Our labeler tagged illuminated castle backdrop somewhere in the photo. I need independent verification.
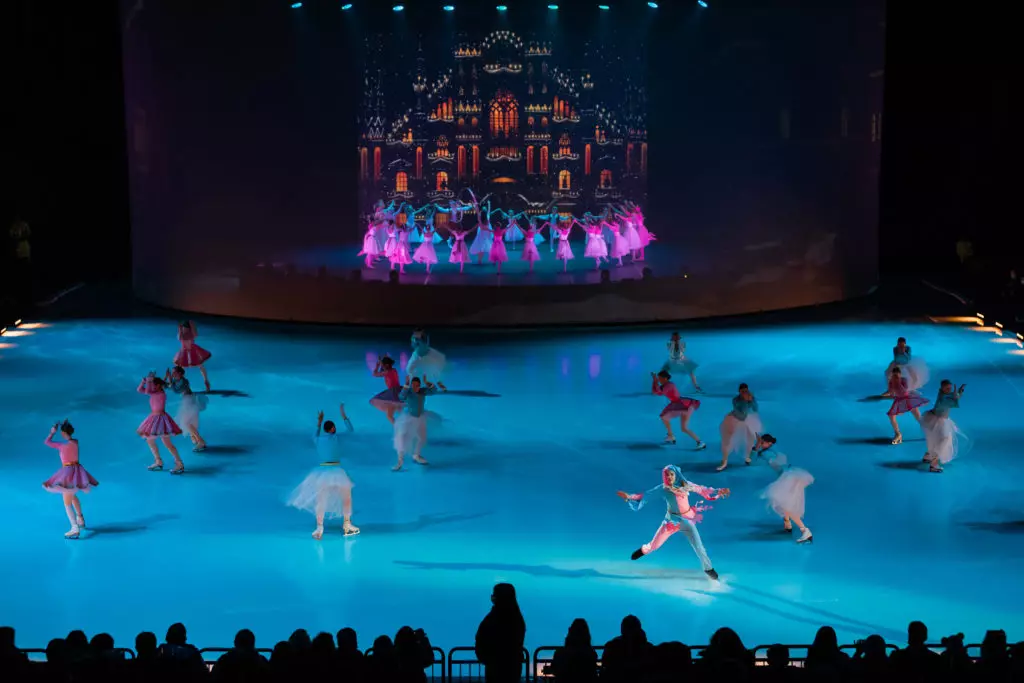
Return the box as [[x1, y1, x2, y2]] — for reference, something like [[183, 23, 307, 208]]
[[358, 29, 647, 220]]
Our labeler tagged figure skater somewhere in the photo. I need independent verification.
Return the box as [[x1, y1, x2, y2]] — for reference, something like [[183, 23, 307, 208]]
[[651, 370, 706, 449], [448, 226, 472, 273], [370, 355, 404, 424], [884, 337, 929, 394], [413, 223, 440, 273], [756, 436, 814, 543], [166, 366, 208, 452], [393, 375, 440, 470], [407, 328, 448, 390], [617, 465, 729, 580], [358, 220, 380, 268], [137, 373, 185, 473], [554, 221, 575, 272], [920, 380, 966, 472], [886, 365, 929, 445], [173, 320, 212, 391], [287, 405, 359, 539], [43, 420, 98, 539], [718, 383, 762, 470], [390, 223, 414, 274], [490, 221, 510, 273], [661, 332, 702, 392], [521, 218, 542, 272], [469, 201, 496, 264], [581, 215, 608, 269]]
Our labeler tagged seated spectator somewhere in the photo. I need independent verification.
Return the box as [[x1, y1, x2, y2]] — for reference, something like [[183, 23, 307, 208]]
[[0, 626, 28, 670], [550, 618, 598, 683], [851, 634, 889, 678], [159, 622, 207, 681], [475, 583, 526, 683], [268, 641, 294, 681], [938, 633, 973, 679], [889, 620, 939, 680], [394, 626, 433, 683], [334, 628, 365, 682], [213, 629, 267, 683], [309, 631, 336, 676], [650, 641, 691, 683], [365, 635, 399, 681], [978, 629, 1010, 680], [134, 631, 162, 680], [805, 625, 850, 680], [697, 627, 754, 680], [600, 615, 655, 683]]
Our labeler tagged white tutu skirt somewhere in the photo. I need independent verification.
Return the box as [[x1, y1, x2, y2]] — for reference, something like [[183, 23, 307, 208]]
[[359, 231, 380, 257], [662, 357, 698, 375], [610, 233, 630, 258], [413, 242, 439, 265], [624, 224, 642, 250], [504, 225, 525, 242], [720, 413, 763, 456], [175, 394, 207, 429], [287, 466, 353, 518], [469, 230, 493, 255], [521, 241, 540, 263], [885, 358, 930, 392], [556, 240, 574, 261], [394, 412, 442, 453], [761, 468, 814, 518], [921, 412, 965, 464], [406, 347, 446, 380], [584, 236, 608, 258]]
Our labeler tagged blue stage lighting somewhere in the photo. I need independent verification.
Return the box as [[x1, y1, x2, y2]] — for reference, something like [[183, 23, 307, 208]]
[[393, 4, 404, 10], [697, 0, 707, 6], [443, 4, 455, 10], [647, 1, 658, 7], [598, 4, 610, 8], [496, 5, 508, 10], [548, 4, 559, 8], [290, 2, 302, 8], [341, 3, 353, 8]]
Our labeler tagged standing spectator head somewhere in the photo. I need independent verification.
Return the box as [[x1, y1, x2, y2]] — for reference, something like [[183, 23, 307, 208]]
[[907, 621, 927, 647], [336, 628, 358, 653], [766, 644, 789, 669], [565, 619, 592, 648], [135, 632, 158, 658], [234, 629, 256, 651], [165, 623, 188, 646]]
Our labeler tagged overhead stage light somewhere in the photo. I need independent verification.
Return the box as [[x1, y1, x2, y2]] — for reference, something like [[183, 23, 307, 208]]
[[697, 0, 707, 6], [290, 2, 302, 8], [443, 4, 455, 10], [393, 4, 404, 10], [598, 4, 610, 8], [496, 4, 508, 10], [647, 1, 658, 7], [548, 4, 559, 8], [341, 3, 353, 8]]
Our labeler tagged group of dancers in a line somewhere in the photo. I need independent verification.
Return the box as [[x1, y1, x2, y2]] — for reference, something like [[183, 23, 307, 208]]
[[358, 193, 654, 274], [41, 327, 966, 580]]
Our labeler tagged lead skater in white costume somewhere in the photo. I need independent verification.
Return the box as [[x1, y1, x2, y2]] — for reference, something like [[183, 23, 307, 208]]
[[287, 405, 360, 540], [755, 435, 814, 543], [921, 380, 967, 473], [407, 328, 448, 391]]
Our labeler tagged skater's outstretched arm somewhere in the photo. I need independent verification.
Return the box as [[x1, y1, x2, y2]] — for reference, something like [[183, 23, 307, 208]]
[[683, 483, 730, 500], [339, 404, 354, 432]]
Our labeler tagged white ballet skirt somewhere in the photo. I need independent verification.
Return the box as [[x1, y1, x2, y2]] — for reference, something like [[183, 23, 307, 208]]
[[584, 233, 608, 258], [885, 358, 930, 392], [504, 224, 525, 242], [359, 229, 380, 257], [469, 227, 493, 255], [761, 467, 814, 518], [413, 240, 438, 265], [393, 411, 443, 453], [287, 465, 353, 518], [175, 393, 207, 430], [610, 230, 630, 258], [920, 412, 965, 464], [720, 413, 763, 456], [406, 347, 447, 380], [623, 221, 642, 250], [556, 235, 574, 261]]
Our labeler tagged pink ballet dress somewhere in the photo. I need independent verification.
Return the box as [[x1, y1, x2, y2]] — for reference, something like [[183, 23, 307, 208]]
[[584, 226, 608, 258], [449, 231, 470, 264], [521, 228, 541, 263], [636, 213, 653, 247], [137, 380, 184, 438], [413, 228, 439, 265], [370, 368, 404, 410], [887, 376, 930, 415], [391, 229, 413, 265], [623, 218, 642, 251], [383, 226, 398, 259], [608, 222, 630, 258], [42, 435, 98, 493], [174, 323, 212, 367], [359, 224, 380, 258], [652, 378, 700, 417], [555, 227, 574, 261], [489, 228, 509, 263]]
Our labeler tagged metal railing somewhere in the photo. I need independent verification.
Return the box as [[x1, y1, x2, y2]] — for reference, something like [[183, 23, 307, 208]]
[[363, 645, 447, 683], [18, 648, 136, 662], [198, 647, 273, 660], [448, 646, 530, 682]]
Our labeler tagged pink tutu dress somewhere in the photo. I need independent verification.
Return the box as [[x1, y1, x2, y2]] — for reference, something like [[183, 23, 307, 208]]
[[137, 379, 183, 438], [635, 212, 653, 248], [584, 226, 609, 258], [413, 227, 439, 265], [886, 375, 929, 415], [449, 230, 471, 264], [42, 434, 98, 493], [555, 227, 574, 261], [622, 217, 642, 251], [391, 229, 413, 266], [173, 322, 212, 367], [489, 227, 509, 263], [608, 222, 630, 258], [358, 224, 380, 259], [383, 225, 398, 259], [760, 455, 813, 519], [652, 377, 700, 417], [370, 367, 404, 411], [521, 227, 541, 263]]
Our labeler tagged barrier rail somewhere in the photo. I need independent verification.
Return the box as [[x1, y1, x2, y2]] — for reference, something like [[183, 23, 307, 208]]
[[363, 645, 447, 682], [448, 646, 530, 682], [17, 648, 136, 662], [198, 647, 273, 660]]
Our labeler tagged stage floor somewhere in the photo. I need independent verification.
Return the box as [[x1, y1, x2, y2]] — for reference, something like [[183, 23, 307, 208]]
[[2, 309, 1023, 654], [268, 237, 687, 285]]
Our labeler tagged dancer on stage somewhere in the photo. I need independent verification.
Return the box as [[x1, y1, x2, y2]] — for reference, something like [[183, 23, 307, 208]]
[[359, 220, 381, 268], [166, 366, 208, 452], [174, 320, 212, 391], [921, 380, 966, 472], [489, 220, 510, 273], [624, 202, 654, 261], [554, 220, 575, 272], [521, 218, 542, 272], [287, 405, 359, 539], [390, 222, 414, 274], [503, 210, 526, 250], [582, 215, 609, 269], [370, 355, 404, 425], [884, 337, 929, 394], [413, 222, 440, 273], [886, 365, 929, 445], [407, 328, 448, 391], [603, 210, 630, 267], [383, 221, 398, 262], [617, 465, 729, 581], [393, 375, 440, 471], [137, 373, 185, 474], [661, 332, 702, 393], [718, 383, 762, 470], [43, 420, 98, 539], [469, 199, 496, 265], [756, 436, 814, 543], [614, 206, 642, 260], [448, 225, 472, 273], [651, 370, 706, 449]]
